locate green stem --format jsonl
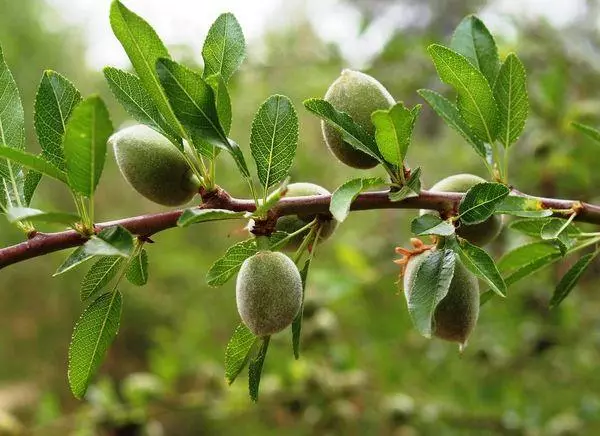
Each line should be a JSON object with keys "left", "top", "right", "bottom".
{"left": 270, "top": 219, "right": 317, "bottom": 251}
{"left": 293, "top": 225, "right": 317, "bottom": 264}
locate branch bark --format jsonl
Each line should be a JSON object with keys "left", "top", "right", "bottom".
{"left": 0, "top": 188, "right": 599, "bottom": 270}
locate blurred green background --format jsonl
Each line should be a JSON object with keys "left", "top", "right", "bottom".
{"left": 1, "top": 0, "right": 600, "bottom": 434}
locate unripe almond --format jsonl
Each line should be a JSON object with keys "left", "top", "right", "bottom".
{"left": 110, "top": 124, "right": 200, "bottom": 206}
{"left": 236, "top": 251, "right": 303, "bottom": 336}
{"left": 323, "top": 69, "right": 395, "bottom": 169}
{"left": 403, "top": 250, "right": 479, "bottom": 345}
{"left": 421, "top": 174, "right": 503, "bottom": 246}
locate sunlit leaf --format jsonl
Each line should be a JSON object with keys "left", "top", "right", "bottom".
{"left": 126, "top": 249, "right": 148, "bottom": 286}
{"left": 411, "top": 214, "right": 455, "bottom": 236}
{"left": 494, "top": 53, "right": 528, "bottom": 147}
{"left": 202, "top": 13, "right": 246, "bottom": 83}
{"left": 458, "top": 182, "right": 509, "bottom": 225}
{"left": 330, "top": 177, "right": 386, "bottom": 222}
{"left": 372, "top": 103, "right": 421, "bottom": 166}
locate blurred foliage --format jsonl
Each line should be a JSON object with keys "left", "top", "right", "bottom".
{"left": 1, "top": 0, "right": 600, "bottom": 435}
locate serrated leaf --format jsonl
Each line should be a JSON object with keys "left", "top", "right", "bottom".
{"left": 428, "top": 44, "right": 499, "bottom": 142}
{"left": 509, "top": 218, "right": 580, "bottom": 238}
{"left": 248, "top": 336, "right": 270, "bottom": 402}
{"left": 456, "top": 238, "right": 506, "bottom": 297}
{"left": 330, "top": 177, "right": 386, "bottom": 222}
{"left": 63, "top": 96, "right": 113, "bottom": 197}
{"left": 407, "top": 249, "right": 456, "bottom": 337}
{"left": 458, "top": 182, "right": 509, "bottom": 225}
{"left": 388, "top": 167, "right": 421, "bottom": 202}
{"left": 418, "top": 89, "right": 487, "bottom": 159}
{"left": 6, "top": 207, "right": 80, "bottom": 225}
{"left": 34, "top": 70, "right": 82, "bottom": 170}
{"left": 495, "top": 195, "right": 552, "bottom": 218}
{"left": 450, "top": 15, "right": 500, "bottom": 85}
{"left": 85, "top": 226, "right": 135, "bottom": 258}
{"left": 103, "top": 67, "right": 180, "bottom": 146}
{"left": 0, "top": 147, "right": 67, "bottom": 184}
{"left": 109, "top": 0, "right": 182, "bottom": 136}
{"left": 224, "top": 323, "right": 257, "bottom": 385}
{"left": 202, "top": 13, "right": 245, "bottom": 83}
{"left": 205, "top": 74, "right": 232, "bottom": 135}
{"left": 494, "top": 53, "right": 528, "bottom": 147}
{"left": 126, "top": 249, "right": 148, "bottom": 286}
{"left": 177, "top": 208, "right": 245, "bottom": 227}
{"left": 540, "top": 218, "right": 574, "bottom": 255}
{"left": 23, "top": 170, "right": 41, "bottom": 205}
{"left": 303, "top": 98, "right": 384, "bottom": 164}
{"left": 250, "top": 95, "right": 298, "bottom": 189}
{"left": 206, "top": 239, "right": 258, "bottom": 287}
{"left": 292, "top": 258, "right": 311, "bottom": 359}
{"left": 498, "top": 241, "right": 562, "bottom": 286}
{"left": 372, "top": 103, "right": 420, "bottom": 166}
{"left": 572, "top": 122, "right": 600, "bottom": 144}
{"left": 411, "top": 214, "right": 455, "bottom": 236}
{"left": 81, "top": 256, "right": 123, "bottom": 301}
{"left": 54, "top": 246, "right": 96, "bottom": 276}
{"left": 550, "top": 252, "right": 598, "bottom": 308}
{"left": 68, "top": 291, "right": 122, "bottom": 399}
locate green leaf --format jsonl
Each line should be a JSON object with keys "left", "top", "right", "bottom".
{"left": 23, "top": 170, "right": 41, "bottom": 205}
{"left": 428, "top": 44, "right": 499, "bottom": 142}
{"left": 109, "top": 0, "right": 182, "bottom": 136}
{"left": 456, "top": 238, "right": 506, "bottom": 297}
{"left": 205, "top": 74, "right": 232, "bottom": 135}
{"left": 372, "top": 103, "right": 421, "bottom": 166}
{"left": 252, "top": 179, "right": 290, "bottom": 218}
{"left": 494, "top": 53, "right": 528, "bottom": 147}
{"left": 550, "top": 252, "right": 598, "bottom": 308}
{"left": 206, "top": 239, "right": 258, "bottom": 287}
{"left": 572, "top": 122, "right": 600, "bottom": 144}
{"left": 458, "top": 182, "right": 509, "bottom": 225}
{"left": 63, "top": 96, "right": 113, "bottom": 197}
{"left": 0, "top": 147, "right": 67, "bottom": 184}
{"left": 224, "top": 323, "right": 257, "bottom": 385}
{"left": 407, "top": 249, "right": 456, "bottom": 338}
{"left": 509, "top": 218, "right": 580, "bottom": 238}
{"left": 411, "top": 215, "right": 455, "bottom": 236}
{"left": 54, "top": 246, "right": 96, "bottom": 276}
{"left": 85, "top": 226, "right": 135, "bottom": 258}
{"left": 498, "top": 241, "right": 562, "bottom": 286}
{"left": 417, "top": 89, "right": 488, "bottom": 159}
{"left": 248, "top": 336, "right": 270, "bottom": 402}
{"left": 68, "top": 291, "right": 123, "bottom": 399}
{"left": 6, "top": 207, "right": 80, "bottom": 225}
{"left": 177, "top": 208, "right": 245, "bottom": 227}
{"left": 250, "top": 95, "right": 299, "bottom": 190}
{"left": 292, "top": 258, "right": 311, "bottom": 359}
{"left": 495, "top": 195, "right": 552, "bottom": 218}
{"left": 303, "top": 98, "right": 384, "bottom": 165}
{"left": 126, "top": 249, "right": 148, "bottom": 286}
{"left": 81, "top": 256, "right": 123, "bottom": 301}
{"left": 450, "top": 15, "right": 500, "bottom": 85}
{"left": 103, "top": 67, "right": 180, "bottom": 146}
{"left": 34, "top": 70, "right": 82, "bottom": 170}
{"left": 202, "top": 13, "right": 246, "bottom": 83}
{"left": 388, "top": 167, "right": 422, "bottom": 202}
{"left": 330, "top": 177, "right": 386, "bottom": 222}
{"left": 540, "top": 218, "right": 574, "bottom": 255}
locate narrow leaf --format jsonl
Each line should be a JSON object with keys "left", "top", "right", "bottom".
{"left": 540, "top": 218, "right": 573, "bottom": 255}
{"left": 0, "top": 147, "right": 67, "bottom": 184}
{"left": 509, "top": 218, "right": 580, "bottom": 238}
{"left": 418, "top": 89, "right": 487, "bottom": 159}
{"left": 248, "top": 336, "right": 270, "bottom": 402}
{"left": 81, "top": 256, "right": 123, "bottom": 301}
{"left": 459, "top": 182, "right": 509, "bottom": 225}
{"left": 202, "top": 13, "right": 246, "bottom": 83}
{"left": 177, "top": 208, "right": 245, "bottom": 227}
{"left": 63, "top": 96, "right": 113, "bottom": 197}
{"left": 450, "top": 15, "right": 500, "bottom": 84}
{"left": 103, "top": 67, "right": 179, "bottom": 145}
{"left": 428, "top": 44, "right": 499, "bottom": 142}
{"left": 550, "top": 252, "right": 598, "bottom": 308}
{"left": 6, "top": 207, "right": 80, "bottom": 225}
{"left": 388, "top": 167, "right": 422, "bottom": 202}
{"left": 572, "top": 122, "right": 600, "bottom": 144}
{"left": 372, "top": 103, "right": 421, "bottom": 166}
{"left": 109, "top": 0, "right": 182, "bottom": 135}
{"left": 456, "top": 238, "right": 506, "bottom": 297}
{"left": 495, "top": 195, "right": 552, "bottom": 218}
{"left": 292, "top": 258, "right": 311, "bottom": 359}
{"left": 407, "top": 249, "right": 456, "bottom": 337}
{"left": 303, "top": 98, "right": 384, "bottom": 164}
{"left": 54, "top": 246, "right": 96, "bottom": 276}
{"left": 494, "top": 53, "right": 528, "bottom": 147}
{"left": 206, "top": 239, "right": 258, "bottom": 287}
{"left": 330, "top": 177, "right": 386, "bottom": 222}
{"left": 411, "top": 214, "right": 455, "bottom": 236}
{"left": 126, "top": 248, "right": 148, "bottom": 286}
{"left": 250, "top": 95, "right": 299, "bottom": 189}
{"left": 224, "top": 323, "right": 257, "bottom": 385}
{"left": 68, "top": 291, "right": 123, "bottom": 399}
{"left": 498, "top": 241, "right": 562, "bottom": 286}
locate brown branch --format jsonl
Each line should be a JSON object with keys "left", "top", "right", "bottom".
{"left": 0, "top": 187, "right": 599, "bottom": 270}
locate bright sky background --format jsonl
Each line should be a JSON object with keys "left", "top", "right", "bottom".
{"left": 44, "top": 0, "right": 588, "bottom": 70}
